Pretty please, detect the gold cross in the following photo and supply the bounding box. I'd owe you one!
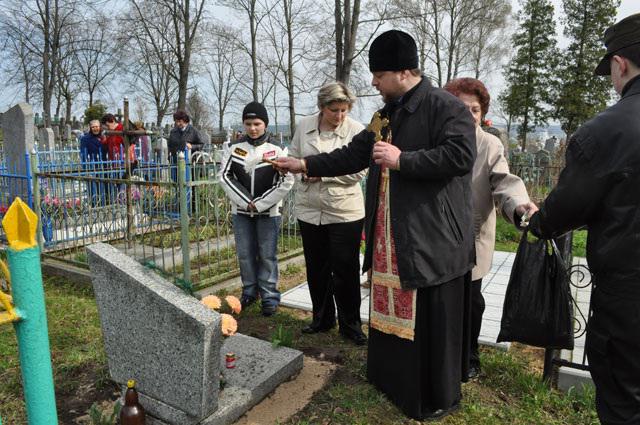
[367,112,389,142]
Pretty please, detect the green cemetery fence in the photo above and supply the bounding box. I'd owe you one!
[20,149,302,293]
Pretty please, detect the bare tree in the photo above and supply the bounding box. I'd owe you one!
[186,88,213,132]
[204,23,245,131]
[130,0,206,110]
[334,0,387,85]
[0,0,84,126]
[218,0,274,102]
[74,14,121,107]
[0,22,40,104]
[391,0,511,87]
[126,2,180,126]
[261,0,315,135]
[56,33,81,120]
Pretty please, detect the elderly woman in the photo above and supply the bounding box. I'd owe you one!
[289,82,368,345]
[444,78,538,378]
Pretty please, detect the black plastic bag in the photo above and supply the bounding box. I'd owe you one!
[497,230,574,350]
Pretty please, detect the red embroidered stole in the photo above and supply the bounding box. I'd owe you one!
[370,166,417,341]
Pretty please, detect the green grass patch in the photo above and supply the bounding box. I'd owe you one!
[0,276,109,424]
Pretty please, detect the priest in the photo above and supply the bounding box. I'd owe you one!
[274,30,476,421]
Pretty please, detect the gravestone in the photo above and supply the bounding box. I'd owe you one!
[544,136,558,154]
[201,129,211,146]
[87,243,303,425]
[52,125,60,142]
[39,128,55,151]
[64,124,72,141]
[2,103,35,199]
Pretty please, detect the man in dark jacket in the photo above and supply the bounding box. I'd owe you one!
[80,119,103,161]
[168,110,203,164]
[275,30,476,421]
[80,119,105,205]
[529,13,640,425]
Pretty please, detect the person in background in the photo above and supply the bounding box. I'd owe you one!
[80,120,103,162]
[290,82,368,345]
[134,121,150,162]
[219,102,294,317]
[101,113,124,160]
[168,110,203,165]
[529,14,640,424]
[444,77,538,380]
[80,120,104,205]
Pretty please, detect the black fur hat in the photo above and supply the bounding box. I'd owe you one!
[369,30,419,72]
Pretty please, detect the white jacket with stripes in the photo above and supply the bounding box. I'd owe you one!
[219,136,294,217]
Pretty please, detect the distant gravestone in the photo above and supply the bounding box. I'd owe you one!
[544,136,557,154]
[51,125,60,142]
[39,128,56,151]
[201,129,211,146]
[64,124,72,141]
[2,103,35,187]
[87,243,303,425]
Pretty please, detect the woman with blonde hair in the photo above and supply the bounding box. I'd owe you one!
[290,81,368,345]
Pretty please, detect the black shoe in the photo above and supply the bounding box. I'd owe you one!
[422,402,461,421]
[240,295,256,310]
[467,365,481,380]
[301,324,334,334]
[262,305,277,317]
[340,331,368,346]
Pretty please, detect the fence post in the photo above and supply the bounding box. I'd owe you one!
[178,152,191,289]
[30,150,43,250]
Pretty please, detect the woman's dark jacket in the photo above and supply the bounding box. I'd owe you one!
[305,77,477,289]
[168,124,204,163]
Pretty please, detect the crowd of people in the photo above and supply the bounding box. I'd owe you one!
[71,12,640,424]
[266,14,637,425]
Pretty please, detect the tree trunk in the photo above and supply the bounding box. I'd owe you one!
[335,0,343,82]
[285,0,296,137]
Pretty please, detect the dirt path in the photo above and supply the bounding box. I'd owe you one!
[233,356,336,425]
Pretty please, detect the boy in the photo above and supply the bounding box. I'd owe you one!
[219,102,294,316]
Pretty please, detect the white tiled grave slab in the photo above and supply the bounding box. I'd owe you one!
[282,250,595,390]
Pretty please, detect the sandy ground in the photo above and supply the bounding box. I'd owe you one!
[233,356,336,425]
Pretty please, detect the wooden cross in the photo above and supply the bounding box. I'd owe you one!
[367,112,389,142]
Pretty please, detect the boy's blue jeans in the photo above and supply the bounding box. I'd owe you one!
[232,214,281,308]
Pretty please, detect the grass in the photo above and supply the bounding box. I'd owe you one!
[236,303,598,425]
[0,276,112,424]
[0,264,597,424]
[495,216,587,257]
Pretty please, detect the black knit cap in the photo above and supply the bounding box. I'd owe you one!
[369,30,419,72]
[595,13,640,75]
[242,101,269,126]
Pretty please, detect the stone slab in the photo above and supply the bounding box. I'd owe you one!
[87,242,220,418]
[557,367,594,394]
[144,334,303,425]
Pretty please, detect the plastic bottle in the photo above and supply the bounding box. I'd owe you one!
[120,379,146,425]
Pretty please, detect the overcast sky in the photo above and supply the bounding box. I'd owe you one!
[1,0,638,127]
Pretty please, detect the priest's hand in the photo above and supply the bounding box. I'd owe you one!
[372,142,401,170]
[272,157,306,174]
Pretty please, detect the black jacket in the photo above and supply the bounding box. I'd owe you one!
[530,76,640,290]
[306,77,477,289]
[168,124,204,162]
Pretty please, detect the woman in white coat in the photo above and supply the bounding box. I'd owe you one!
[444,78,538,378]
[289,82,368,345]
